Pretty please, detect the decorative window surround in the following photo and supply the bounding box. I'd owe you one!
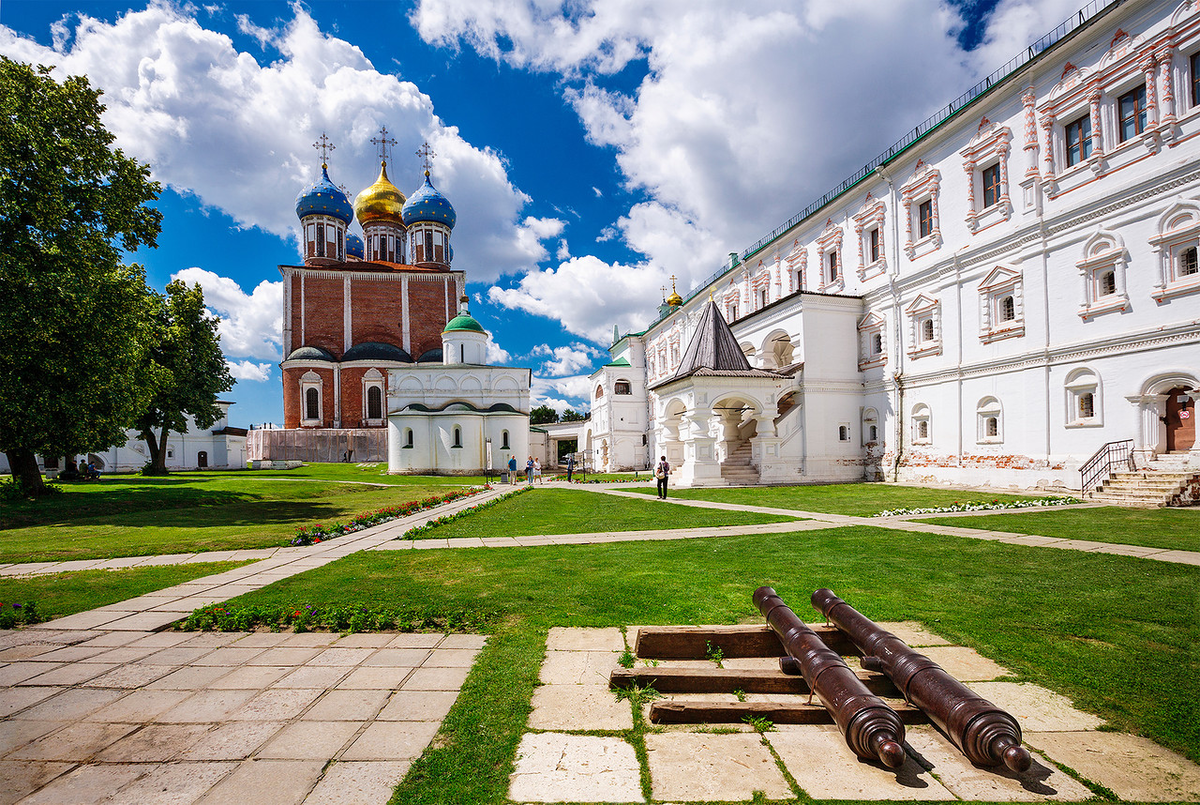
[961,118,1013,233]
[751,269,772,310]
[724,287,740,321]
[979,266,1025,342]
[1065,368,1103,428]
[862,408,879,445]
[857,311,887,370]
[785,243,807,292]
[976,396,1003,444]
[852,194,887,280]
[900,161,942,259]
[362,368,385,425]
[905,294,942,359]
[911,403,932,445]
[1076,229,1130,319]
[300,370,323,426]
[1150,201,1200,302]
[816,219,845,293]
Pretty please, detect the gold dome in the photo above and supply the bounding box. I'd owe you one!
[354,162,406,226]
[666,275,683,307]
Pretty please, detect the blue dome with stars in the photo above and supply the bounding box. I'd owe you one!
[345,232,364,259]
[401,172,456,230]
[295,165,353,225]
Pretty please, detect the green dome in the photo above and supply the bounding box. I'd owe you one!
[443,313,485,334]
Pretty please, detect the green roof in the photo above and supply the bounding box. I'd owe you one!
[443,313,485,334]
[606,358,631,367]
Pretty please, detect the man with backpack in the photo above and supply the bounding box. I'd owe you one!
[654,455,670,499]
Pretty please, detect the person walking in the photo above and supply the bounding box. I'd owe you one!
[533,457,542,483]
[508,455,517,485]
[566,454,575,482]
[655,455,670,499]
[526,456,535,484]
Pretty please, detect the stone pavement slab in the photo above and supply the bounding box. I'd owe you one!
[305,760,411,805]
[1025,730,1200,802]
[194,758,324,805]
[0,760,74,805]
[644,731,791,802]
[965,681,1105,732]
[547,626,624,652]
[101,760,237,805]
[904,725,1092,801]
[509,732,643,803]
[528,682,633,731]
[340,720,440,761]
[769,724,954,800]
[256,720,360,759]
[916,645,1009,680]
[14,762,152,805]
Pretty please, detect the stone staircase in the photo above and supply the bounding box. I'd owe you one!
[1089,453,1200,507]
[720,442,760,486]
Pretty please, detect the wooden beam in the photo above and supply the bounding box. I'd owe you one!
[648,700,930,725]
[634,624,858,659]
[609,666,897,696]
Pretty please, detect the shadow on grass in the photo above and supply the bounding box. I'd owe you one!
[3,482,264,530]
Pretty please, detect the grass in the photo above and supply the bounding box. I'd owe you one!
[627,482,1049,515]
[404,488,797,539]
[208,526,1199,803]
[920,506,1200,552]
[0,561,251,622]
[0,472,476,563]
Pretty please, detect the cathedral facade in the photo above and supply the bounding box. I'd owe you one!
[583,0,1200,492]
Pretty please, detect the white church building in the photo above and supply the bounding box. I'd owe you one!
[574,0,1199,493]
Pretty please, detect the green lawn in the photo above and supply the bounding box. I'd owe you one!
[920,506,1200,553]
[628,482,1053,515]
[0,561,250,623]
[409,488,797,539]
[208,526,1199,803]
[0,473,475,563]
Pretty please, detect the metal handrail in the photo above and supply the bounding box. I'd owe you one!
[1079,439,1134,492]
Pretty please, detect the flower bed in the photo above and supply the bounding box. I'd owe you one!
[290,487,485,546]
[399,485,529,540]
[176,602,499,633]
[0,601,41,628]
[871,495,1082,518]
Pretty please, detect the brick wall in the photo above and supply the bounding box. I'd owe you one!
[409,278,452,358]
[282,366,336,429]
[350,277,405,347]
[303,276,345,356]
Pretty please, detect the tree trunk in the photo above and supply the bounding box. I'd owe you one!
[5,449,45,496]
[139,427,171,475]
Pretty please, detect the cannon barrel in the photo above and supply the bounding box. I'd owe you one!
[811,588,1031,772]
[753,586,907,768]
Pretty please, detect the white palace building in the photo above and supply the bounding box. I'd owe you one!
[569,0,1200,493]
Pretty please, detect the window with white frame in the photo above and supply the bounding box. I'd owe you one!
[452,427,462,448]
[905,294,942,359]
[857,312,887,370]
[362,368,385,424]
[614,379,632,395]
[976,397,1003,444]
[1064,112,1093,167]
[911,403,932,444]
[960,118,1013,232]
[900,161,942,259]
[853,193,887,280]
[838,424,851,442]
[404,428,414,448]
[1150,202,1200,302]
[300,371,323,425]
[979,266,1025,342]
[785,244,807,293]
[816,219,844,293]
[862,408,879,445]
[1065,368,1102,427]
[1076,229,1130,319]
[1118,84,1148,143]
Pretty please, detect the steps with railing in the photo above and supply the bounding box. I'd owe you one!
[1079,439,1134,494]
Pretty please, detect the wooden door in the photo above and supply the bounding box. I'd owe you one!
[1165,387,1195,452]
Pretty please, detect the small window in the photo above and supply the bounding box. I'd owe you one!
[453,427,462,448]
[1192,51,1200,108]
[985,417,998,437]
[306,387,320,420]
[316,222,325,257]
[595,384,604,399]
[1079,391,1095,419]
[405,428,414,448]
[336,228,344,261]
[982,164,1001,208]
[1099,270,1117,296]
[869,424,878,442]
[501,430,510,450]
[869,228,880,262]
[922,318,935,343]
[367,386,383,420]
[999,295,1015,322]
[1180,247,1198,277]
[838,425,850,442]
[917,420,928,440]
[828,251,839,281]
[918,200,933,239]
[167,447,175,459]
[1119,86,1147,142]
[614,381,632,395]
[871,333,883,356]
[759,288,768,308]
[1065,114,1092,167]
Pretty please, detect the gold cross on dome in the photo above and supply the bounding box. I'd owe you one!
[313,132,335,167]
[370,126,398,164]
[416,141,436,173]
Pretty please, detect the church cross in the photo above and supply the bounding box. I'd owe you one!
[313,132,335,167]
[416,141,436,173]
[370,126,398,164]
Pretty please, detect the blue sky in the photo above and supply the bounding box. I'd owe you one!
[0,0,1083,429]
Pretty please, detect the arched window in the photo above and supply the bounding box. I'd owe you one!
[595,385,605,399]
[453,427,462,448]
[1099,270,1117,296]
[976,397,1002,443]
[922,318,935,342]
[614,380,632,395]
[912,403,932,444]
[1079,392,1094,419]
[872,333,883,355]
[1065,368,1101,427]
[999,295,1015,322]
[869,425,878,442]
[501,430,510,450]
[1181,246,1198,277]
[838,425,850,442]
[305,388,320,420]
[197,451,208,468]
[367,386,383,420]
[404,428,414,448]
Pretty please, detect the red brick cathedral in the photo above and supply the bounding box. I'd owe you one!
[279,136,461,432]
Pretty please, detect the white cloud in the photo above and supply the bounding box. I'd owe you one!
[0,4,549,280]
[172,267,281,361]
[530,342,602,377]
[227,359,273,382]
[485,338,512,364]
[531,373,592,413]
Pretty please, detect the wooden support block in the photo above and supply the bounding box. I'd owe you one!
[609,666,897,696]
[634,624,858,659]
[648,700,930,726]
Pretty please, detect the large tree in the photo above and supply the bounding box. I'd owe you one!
[134,280,234,475]
[529,405,559,425]
[0,58,162,495]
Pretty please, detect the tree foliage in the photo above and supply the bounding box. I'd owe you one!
[135,281,234,475]
[561,408,586,422]
[0,57,162,495]
[529,405,558,425]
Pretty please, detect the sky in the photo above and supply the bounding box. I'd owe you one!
[0,0,1094,429]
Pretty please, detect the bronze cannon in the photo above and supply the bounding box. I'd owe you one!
[753,586,907,768]
[811,588,1032,772]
